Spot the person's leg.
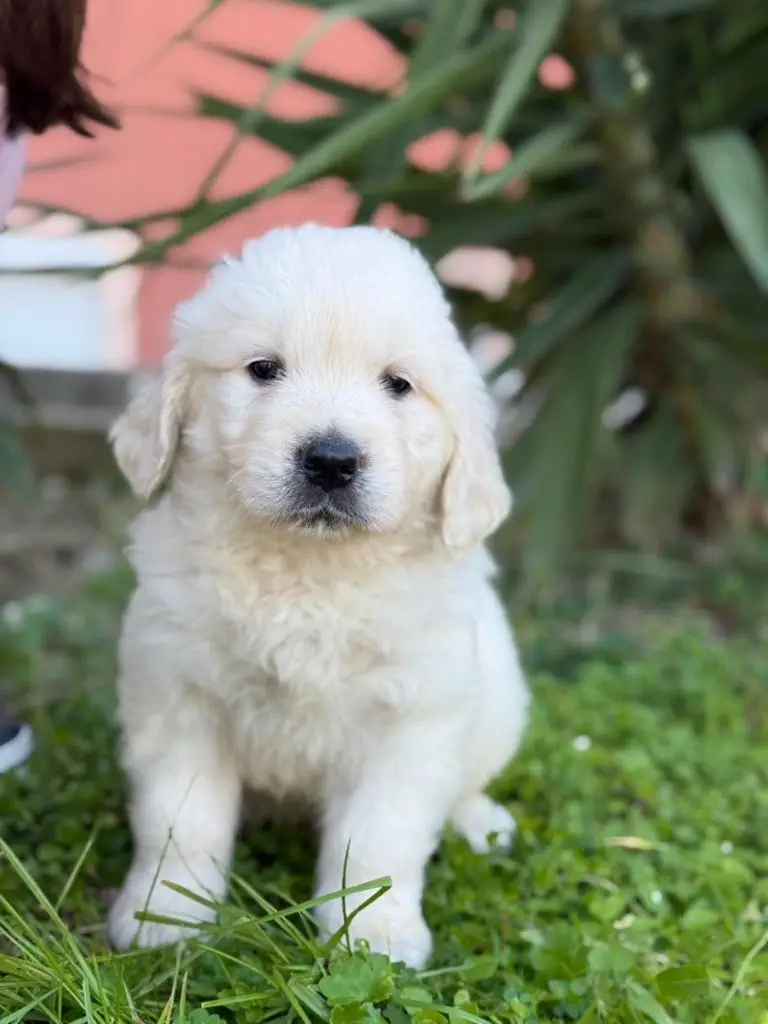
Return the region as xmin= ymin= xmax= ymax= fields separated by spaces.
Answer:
xmin=0 ymin=706 xmax=33 ymax=774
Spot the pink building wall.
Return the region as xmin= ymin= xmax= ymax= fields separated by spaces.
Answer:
xmin=18 ymin=1 xmax=414 ymax=366
xmin=18 ymin=1 xmax=572 ymax=369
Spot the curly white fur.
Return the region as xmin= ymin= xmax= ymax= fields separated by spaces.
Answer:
xmin=107 ymin=225 xmax=530 ymax=967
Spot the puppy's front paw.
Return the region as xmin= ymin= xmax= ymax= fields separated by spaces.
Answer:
xmin=108 ymin=865 xmax=218 ymax=951
xmin=317 ymin=898 xmax=432 ymax=969
xmin=451 ymin=794 xmax=517 ymax=854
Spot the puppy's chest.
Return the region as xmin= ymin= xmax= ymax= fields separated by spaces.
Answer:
xmin=210 ymin=569 xmax=396 ymax=696
xmin=204 ymin=572 xmax=403 ymax=792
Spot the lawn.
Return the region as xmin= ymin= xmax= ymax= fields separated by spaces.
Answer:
xmin=1 ymin=562 xmax=767 ymax=1024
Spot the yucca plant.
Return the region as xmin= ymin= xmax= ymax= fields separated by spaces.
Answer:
xmin=88 ymin=0 xmax=768 ymax=579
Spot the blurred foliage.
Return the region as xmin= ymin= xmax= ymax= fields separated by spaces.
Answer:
xmin=6 ymin=0 xmax=768 ymax=585
xmin=2 ymin=569 xmax=768 ymax=1021
xmin=138 ymin=0 xmax=768 ymax=582
xmin=0 ymin=361 xmax=33 ymax=493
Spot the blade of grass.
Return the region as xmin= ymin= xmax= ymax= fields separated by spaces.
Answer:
xmin=710 ymin=927 xmax=768 ymax=1024
xmin=0 ymin=838 xmax=97 ymax=982
xmin=271 ymin=968 xmax=315 ymax=1024
xmin=227 ymin=877 xmax=314 ymax=956
xmin=323 ymin=881 xmax=393 ymax=956
xmin=1 ymin=990 xmax=59 ymax=1024
xmin=54 ymin=829 xmax=99 ymax=913
xmin=203 ymin=990 xmax=274 ymax=1010
xmin=288 ymin=977 xmax=331 ymax=1021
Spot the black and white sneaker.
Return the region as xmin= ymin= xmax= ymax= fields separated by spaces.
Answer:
xmin=0 ymin=710 xmax=33 ymax=775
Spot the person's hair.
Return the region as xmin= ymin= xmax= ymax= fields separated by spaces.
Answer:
xmin=0 ymin=0 xmax=118 ymax=136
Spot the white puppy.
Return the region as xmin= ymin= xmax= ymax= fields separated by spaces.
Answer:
xmin=107 ymin=224 xmax=530 ymax=968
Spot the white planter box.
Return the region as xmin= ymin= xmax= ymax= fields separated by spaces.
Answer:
xmin=0 ymin=226 xmax=140 ymax=373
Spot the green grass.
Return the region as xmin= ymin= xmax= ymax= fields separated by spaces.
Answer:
xmin=1 ymin=569 xmax=768 ymax=1023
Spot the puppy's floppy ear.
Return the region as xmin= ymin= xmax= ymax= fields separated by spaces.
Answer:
xmin=440 ymin=369 xmax=512 ymax=553
xmin=110 ymin=359 xmax=190 ymax=498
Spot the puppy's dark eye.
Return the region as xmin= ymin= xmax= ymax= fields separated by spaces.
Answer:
xmin=247 ymin=359 xmax=284 ymax=384
xmin=381 ymin=373 xmax=413 ymax=398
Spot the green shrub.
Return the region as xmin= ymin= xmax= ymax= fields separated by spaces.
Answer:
xmin=122 ymin=0 xmax=768 ymax=581
xmin=1 ymin=576 xmax=766 ymax=1022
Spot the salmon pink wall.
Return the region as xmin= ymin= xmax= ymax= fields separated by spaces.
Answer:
xmin=21 ymin=1 xmax=404 ymax=364
xmin=20 ymin=1 xmax=572 ymax=367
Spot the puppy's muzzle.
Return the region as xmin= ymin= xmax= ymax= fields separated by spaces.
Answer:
xmin=299 ymin=436 xmax=360 ymax=492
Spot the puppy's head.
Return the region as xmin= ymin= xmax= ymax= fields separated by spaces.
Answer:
xmin=111 ymin=225 xmax=511 ymax=551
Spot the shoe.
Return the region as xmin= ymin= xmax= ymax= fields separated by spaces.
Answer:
xmin=0 ymin=710 xmax=34 ymax=774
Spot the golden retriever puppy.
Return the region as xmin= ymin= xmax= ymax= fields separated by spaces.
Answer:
xmin=107 ymin=224 xmax=530 ymax=968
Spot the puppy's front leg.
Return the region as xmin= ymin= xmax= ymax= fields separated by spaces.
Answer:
xmin=314 ymin=723 xmax=462 ymax=969
xmin=109 ymin=692 xmax=241 ymax=951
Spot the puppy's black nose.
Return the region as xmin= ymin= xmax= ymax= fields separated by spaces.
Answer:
xmin=301 ymin=437 xmax=360 ymax=491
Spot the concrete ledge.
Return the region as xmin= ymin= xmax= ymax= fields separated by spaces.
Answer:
xmin=1 ymin=368 xmax=135 ymax=477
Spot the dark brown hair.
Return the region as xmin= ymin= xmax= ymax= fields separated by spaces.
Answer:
xmin=0 ymin=0 xmax=118 ymax=137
